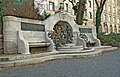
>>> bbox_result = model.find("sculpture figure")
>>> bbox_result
[49,21,73,47]
[34,0,47,15]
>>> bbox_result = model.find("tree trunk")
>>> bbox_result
[96,10,101,34]
[76,2,84,25]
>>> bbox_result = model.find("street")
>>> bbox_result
[0,49,120,77]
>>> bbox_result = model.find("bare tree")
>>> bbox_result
[69,0,86,25]
[95,0,107,33]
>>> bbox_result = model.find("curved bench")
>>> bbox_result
[79,34,97,47]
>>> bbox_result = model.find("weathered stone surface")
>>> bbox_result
[78,26,101,47]
[4,41,18,54]
[50,21,73,47]
[21,22,45,31]
[3,12,101,54]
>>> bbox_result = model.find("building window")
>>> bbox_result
[103,15,106,20]
[89,0,92,8]
[49,2,54,11]
[110,25,113,33]
[117,19,120,23]
[89,12,92,18]
[109,16,110,21]
[65,3,68,12]
[109,16,112,22]
[113,7,115,13]
[104,4,106,10]
[104,4,107,11]
[113,17,115,22]
[103,22,108,33]
[110,6,112,12]
[108,5,111,12]
[14,0,23,4]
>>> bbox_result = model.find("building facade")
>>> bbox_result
[117,0,120,32]
[94,0,120,33]
[35,0,94,26]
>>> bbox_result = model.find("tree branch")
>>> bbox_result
[95,0,99,8]
[69,0,75,7]
[100,0,107,14]
[100,0,103,8]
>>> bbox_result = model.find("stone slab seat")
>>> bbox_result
[87,34,100,47]
[87,41,97,47]
[29,42,51,47]
[17,30,54,54]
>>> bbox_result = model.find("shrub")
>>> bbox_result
[98,33,120,46]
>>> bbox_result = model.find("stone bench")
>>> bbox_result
[86,41,97,47]
[29,42,51,47]
[79,34,97,47]
[17,30,54,54]
[29,42,51,54]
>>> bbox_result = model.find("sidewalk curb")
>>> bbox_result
[0,47,118,68]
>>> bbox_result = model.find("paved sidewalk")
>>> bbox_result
[1,49,120,77]
[0,46,118,68]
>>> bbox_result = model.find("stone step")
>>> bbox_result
[0,52,59,62]
[0,47,118,67]
[58,46,83,51]
[0,46,118,68]
[0,46,114,62]
[0,47,95,62]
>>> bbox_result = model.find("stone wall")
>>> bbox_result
[3,12,79,54]
[3,12,100,54]
[3,16,44,54]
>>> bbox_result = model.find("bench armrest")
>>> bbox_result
[45,31,56,51]
[17,30,30,54]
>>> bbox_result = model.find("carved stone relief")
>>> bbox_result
[49,21,73,47]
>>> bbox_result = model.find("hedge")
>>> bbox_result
[98,33,120,46]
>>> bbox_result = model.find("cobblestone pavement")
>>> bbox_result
[0,49,120,77]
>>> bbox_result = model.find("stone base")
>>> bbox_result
[30,47,49,54]
[4,41,18,54]
[0,34,3,54]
